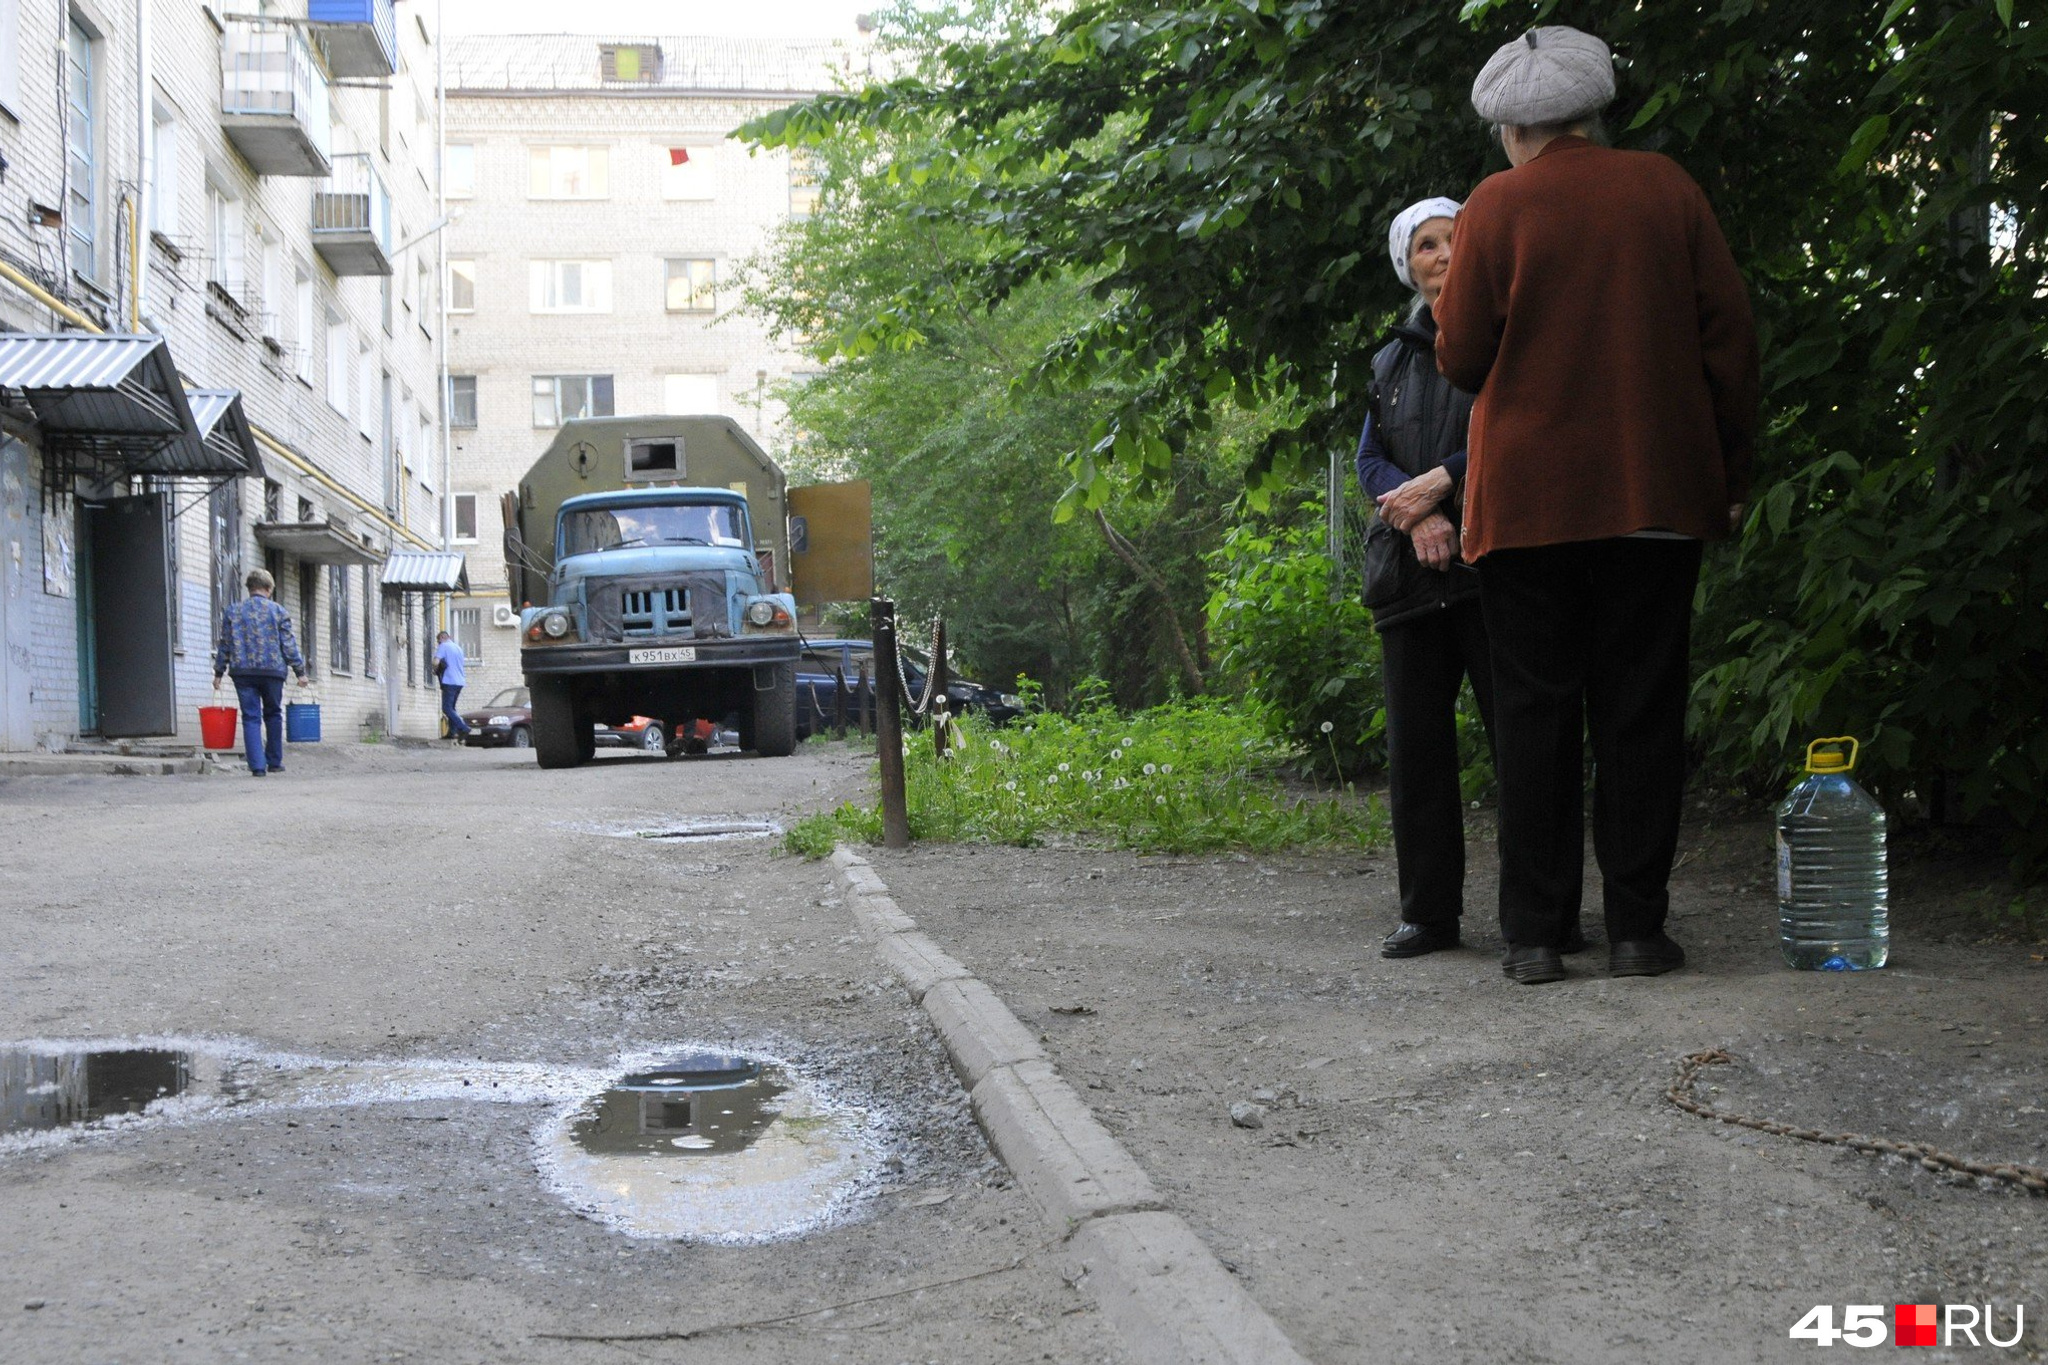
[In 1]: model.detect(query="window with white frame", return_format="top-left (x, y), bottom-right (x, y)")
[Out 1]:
top-left (528, 259), bottom-right (611, 314)
top-left (65, 20), bottom-right (97, 279)
top-left (664, 258), bottom-right (715, 313)
top-left (660, 145), bottom-right (719, 200)
top-left (325, 313), bottom-right (349, 413)
top-left (295, 274), bottom-right (315, 381)
top-left (528, 145), bottom-right (608, 199)
top-left (532, 375), bottom-right (614, 427)
top-left (418, 412), bottom-right (434, 490)
top-left (453, 605), bottom-right (483, 667)
top-left (415, 256), bottom-right (430, 333)
top-left (148, 100), bottom-right (179, 236)
top-left (258, 231), bottom-right (282, 338)
top-left (356, 336), bottom-right (375, 438)
top-left (207, 183), bottom-right (244, 297)
top-left (0, 0), bottom-right (22, 116)
top-left (447, 258), bottom-right (475, 312)
top-left (452, 493), bottom-right (478, 543)
top-left (445, 143), bottom-right (475, 198)
top-left (447, 374), bottom-right (477, 428)
top-left (662, 373), bottom-right (718, 415)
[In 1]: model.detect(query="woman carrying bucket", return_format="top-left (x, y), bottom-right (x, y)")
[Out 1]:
top-left (212, 568), bottom-right (310, 777)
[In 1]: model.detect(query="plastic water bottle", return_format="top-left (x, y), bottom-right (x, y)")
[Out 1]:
top-left (1776, 737), bottom-right (1889, 970)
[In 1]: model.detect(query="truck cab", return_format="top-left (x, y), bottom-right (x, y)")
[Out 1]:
top-left (506, 417), bottom-right (801, 768)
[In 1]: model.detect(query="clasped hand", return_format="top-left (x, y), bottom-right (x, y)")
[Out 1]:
top-left (1375, 466), bottom-right (1454, 533)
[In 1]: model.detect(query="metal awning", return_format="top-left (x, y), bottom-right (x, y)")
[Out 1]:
top-left (0, 333), bottom-right (260, 479)
top-left (253, 520), bottom-right (383, 566)
top-left (185, 389), bottom-right (267, 481)
top-left (380, 551), bottom-right (470, 592)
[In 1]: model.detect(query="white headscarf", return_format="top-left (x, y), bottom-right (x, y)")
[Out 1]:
top-left (1387, 196), bottom-right (1463, 291)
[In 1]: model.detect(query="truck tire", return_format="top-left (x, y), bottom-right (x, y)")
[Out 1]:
top-left (531, 678), bottom-right (588, 769)
top-left (751, 662), bottom-right (798, 757)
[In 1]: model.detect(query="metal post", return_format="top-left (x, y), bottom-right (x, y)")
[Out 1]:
top-left (833, 664), bottom-right (848, 740)
top-left (872, 597), bottom-right (910, 848)
top-left (931, 618), bottom-right (949, 759)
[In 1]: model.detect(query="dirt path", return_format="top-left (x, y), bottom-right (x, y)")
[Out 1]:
top-left (870, 816), bottom-right (2047, 1363)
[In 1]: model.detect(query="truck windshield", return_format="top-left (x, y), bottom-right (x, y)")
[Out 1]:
top-left (561, 503), bottom-right (747, 556)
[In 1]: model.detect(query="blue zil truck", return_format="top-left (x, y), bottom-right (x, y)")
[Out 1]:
top-left (501, 416), bottom-right (802, 768)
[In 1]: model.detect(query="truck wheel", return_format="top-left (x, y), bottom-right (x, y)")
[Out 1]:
top-left (531, 679), bottom-right (587, 769)
top-left (751, 663), bottom-right (798, 757)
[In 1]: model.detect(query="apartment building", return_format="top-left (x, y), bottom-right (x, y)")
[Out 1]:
top-left (442, 34), bottom-right (855, 703)
top-left (0, 0), bottom-right (453, 753)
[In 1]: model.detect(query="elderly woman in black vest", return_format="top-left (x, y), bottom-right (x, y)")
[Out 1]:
top-left (1357, 197), bottom-right (1530, 959)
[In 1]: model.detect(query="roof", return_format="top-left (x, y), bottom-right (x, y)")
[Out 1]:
top-left (186, 389), bottom-right (267, 482)
top-left (0, 333), bottom-right (260, 479)
top-left (255, 521), bottom-right (383, 567)
top-left (444, 34), bottom-right (866, 96)
top-left (559, 486), bottom-right (750, 510)
top-left (381, 551), bottom-right (470, 593)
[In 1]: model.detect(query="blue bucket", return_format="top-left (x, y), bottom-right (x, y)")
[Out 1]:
top-left (285, 701), bottom-right (321, 743)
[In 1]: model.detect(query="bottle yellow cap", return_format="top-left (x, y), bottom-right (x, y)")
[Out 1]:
top-left (1806, 737), bottom-right (1859, 774)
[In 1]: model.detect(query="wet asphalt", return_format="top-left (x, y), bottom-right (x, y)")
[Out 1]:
top-left (0, 741), bottom-right (1125, 1365)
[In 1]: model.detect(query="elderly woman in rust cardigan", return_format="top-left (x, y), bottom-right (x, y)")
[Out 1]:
top-left (1434, 26), bottom-right (1760, 986)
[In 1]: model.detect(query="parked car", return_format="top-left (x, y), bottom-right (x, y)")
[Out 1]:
top-left (460, 687), bottom-right (535, 749)
top-left (794, 639), bottom-right (1024, 738)
top-left (594, 715), bottom-right (667, 752)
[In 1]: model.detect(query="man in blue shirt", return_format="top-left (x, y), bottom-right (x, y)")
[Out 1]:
top-left (433, 630), bottom-right (472, 741)
top-left (213, 568), bottom-right (309, 776)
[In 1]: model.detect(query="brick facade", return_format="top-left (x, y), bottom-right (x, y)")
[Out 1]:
top-left (0, 1), bottom-right (450, 751)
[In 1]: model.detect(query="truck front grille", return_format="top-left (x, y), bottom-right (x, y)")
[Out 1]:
top-left (620, 588), bottom-right (690, 637)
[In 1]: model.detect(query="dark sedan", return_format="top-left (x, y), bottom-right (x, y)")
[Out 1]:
top-left (459, 687), bottom-right (534, 748)
top-left (794, 639), bottom-right (1024, 739)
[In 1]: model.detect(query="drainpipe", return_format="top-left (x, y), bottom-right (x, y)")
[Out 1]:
top-left (133, 0), bottom-right (150, 333)
top-left (436, 0), bottom-right (449, 556)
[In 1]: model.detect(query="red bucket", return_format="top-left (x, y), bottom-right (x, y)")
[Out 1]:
top-left (199, 705), bottom-right (240, 751)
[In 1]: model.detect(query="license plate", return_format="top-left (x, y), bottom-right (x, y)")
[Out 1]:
top-left (629, 647), bottom-right (696, 665)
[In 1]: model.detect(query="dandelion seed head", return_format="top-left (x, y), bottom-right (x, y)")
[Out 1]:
top-left (1319, 720), bottom-right (1335, 734)
top-left (1143, 763), bottom-right (1157, 776)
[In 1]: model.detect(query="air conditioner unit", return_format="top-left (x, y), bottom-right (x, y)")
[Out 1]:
top-left (491, 604), bottom-right (519, 628)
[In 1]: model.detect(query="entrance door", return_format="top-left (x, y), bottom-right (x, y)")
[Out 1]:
top-left (88, 494), bottom-right (177, 737)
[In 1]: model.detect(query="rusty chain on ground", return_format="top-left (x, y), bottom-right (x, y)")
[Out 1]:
top-left (1666, 1048), bottom-right (2048, 1195)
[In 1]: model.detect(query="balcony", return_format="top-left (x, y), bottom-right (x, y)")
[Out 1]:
top-left (220, 20), bottom-right (332, 177)
top-left (309, 0), bottom-right (398, 79)
top-left (312, 154), bottom-right (393, 276)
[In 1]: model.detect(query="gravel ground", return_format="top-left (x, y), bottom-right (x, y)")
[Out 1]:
top-left (871, 814), bottom-right (2048, 1364)
top-left (0, 741), bottom-right (1126, 1365)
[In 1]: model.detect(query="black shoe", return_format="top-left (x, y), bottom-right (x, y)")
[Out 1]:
top-left (1609, 934), bottom-right (1685, 977)
top-left (1501, 946), bottom-right (1566, 985)
top-left (1381, 922), bottom-right (1461, 959)
top-left (249, 769), bottom-right (267, 777)
top-left (1560, 926), bottom-right (1590, 954)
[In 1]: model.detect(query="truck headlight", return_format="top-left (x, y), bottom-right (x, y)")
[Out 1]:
top-left (745, 600), bottom-right (777, 627)
top-left (542, 611), bottom-right (571, 638)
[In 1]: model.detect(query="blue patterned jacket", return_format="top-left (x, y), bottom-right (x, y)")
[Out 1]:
top-left (214, 595), bottom-right (308, 681)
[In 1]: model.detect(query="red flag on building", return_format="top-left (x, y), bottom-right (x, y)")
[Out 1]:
top-left (669, 148), bottom-right (690, 166)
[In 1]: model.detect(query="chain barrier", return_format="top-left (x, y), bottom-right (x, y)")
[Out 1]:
top-left (1665, 1048), bottom-right (2048, 1195)
top-left (897, 613), bottom-right (943, 717)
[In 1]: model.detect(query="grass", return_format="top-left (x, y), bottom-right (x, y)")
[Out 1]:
top-left (784, 698), bottom-right (1385, 858)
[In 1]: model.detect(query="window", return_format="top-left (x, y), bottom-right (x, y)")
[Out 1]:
top-left (660, 145), bottom-right (718, 201)
top-left (262, 479), bottom-right (281, 521)
top-left (528, 259), bottom-right (611, 314)
top-left (148, 101), bottom-right (179, 236)
top-left (419, 412), bottom-right (434, 491)
top-left (625, 438), bottom-right (680, 478)
top-left (444, 144), bottom-right (474, 198)
top-left (789, 149), bottom-right (822, 219)
top-left (207, 185), bottom-right (244, 297)
top-left (453, 606), bottom-right (484, 667)
top-left (415, 256), bottom-right (430, 333)
top-left (532, 375), bottom-right (614, 427)
top-left (447, 258), bottom-right (475, 312)
top-left (356, 336), bottom-right (375, 439)
top-left (324, 313), bottom-right (349, 414)
top-left (452, 492), bottom-right (478, 543)
top-left (448, 374), bottom-right (477, 428)
top-left (420, 596), bottom-right (436, 686)
top-left (0, 0), bottom-right (21, 115)
top-left (664, 258), bottom-right (715, 313)
top-left (363, 565), bottom-right (379, 679)
top-left (258, 230), bottom-right (281, 338)
top-left (663, 373), bottom-right (718, 415)
top-left (600, 44), bottom-right (660, 83)
top-left (329, 564), bottom-right (352, 674)
top-left (65, 20), bottom-right (96, 279)
top-left (295, 274), bottom-right (315, 381)
top-left (528, 145), bottom-right (608, 199)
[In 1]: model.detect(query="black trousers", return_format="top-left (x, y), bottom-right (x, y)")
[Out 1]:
top-left (1379, 598), bottom-right (1494, 928)
top-left (1476, 538), bottom-right (1703, 949)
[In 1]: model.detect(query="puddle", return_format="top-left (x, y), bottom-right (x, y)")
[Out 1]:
top-left (0, 1039), bottom-right (877, 1243)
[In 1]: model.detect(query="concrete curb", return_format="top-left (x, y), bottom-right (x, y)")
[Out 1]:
top-left (0, 754), bottom-right (204, 778)
top-left (830, 846), bottom-right (1315, 1365)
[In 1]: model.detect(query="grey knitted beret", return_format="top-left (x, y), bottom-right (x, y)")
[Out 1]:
top-left (1470, 26), bottom-right (1615, 126)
